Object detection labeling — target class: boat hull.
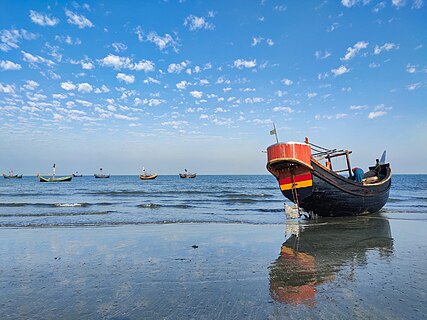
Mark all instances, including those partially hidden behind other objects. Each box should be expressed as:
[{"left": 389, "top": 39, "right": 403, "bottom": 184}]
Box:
[
  {"left": 281, "top": 163, "right": 391, "bottom": 216},
  {"left": 179, "top": 173, "right": 196, "bottom": 178},
  {"left": 3, "top": 174, "right": 22, "bottom": 179},
  {"left": 139, "top": 174, "right": 158, "bottom": 180},
  {"left": 39, "top": 176, "right": 72, "bottom": 182},
  {"left": 94, "top": 174, "right": 110, "bottom": 178},
  {"left": 267, "top": 143, "right": 392, "bottom": 217}
]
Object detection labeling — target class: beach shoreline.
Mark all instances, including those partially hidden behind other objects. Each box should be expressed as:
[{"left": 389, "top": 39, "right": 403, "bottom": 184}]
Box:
[{"left": 1, "top": 218, "right": 426, "bottom": 319}]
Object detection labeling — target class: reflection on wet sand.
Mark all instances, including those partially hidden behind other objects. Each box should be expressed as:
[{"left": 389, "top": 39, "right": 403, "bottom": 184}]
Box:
[{"left": 269, "top": 216, "right": 393, "bottom": 306}]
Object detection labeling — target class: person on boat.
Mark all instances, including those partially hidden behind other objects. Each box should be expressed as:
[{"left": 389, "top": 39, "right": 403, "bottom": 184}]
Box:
[{"left": 352, "top": 167, "right": 364, "bottom": 183}]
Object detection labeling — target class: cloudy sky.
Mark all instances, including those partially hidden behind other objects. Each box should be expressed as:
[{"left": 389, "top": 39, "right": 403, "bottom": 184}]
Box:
[{"left": 0, "top": 0, "right": 426, "bottom": 175}]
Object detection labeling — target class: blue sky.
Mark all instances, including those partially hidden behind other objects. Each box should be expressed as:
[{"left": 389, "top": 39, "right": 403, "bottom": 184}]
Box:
[{"left": 0, "top": 0, "right": 426, "bottom": 175}]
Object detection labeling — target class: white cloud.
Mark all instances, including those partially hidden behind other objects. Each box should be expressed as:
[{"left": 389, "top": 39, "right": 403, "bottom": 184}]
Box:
[
  {"left": 99, "top": 54, "right": 131, "bottom": 69},
  {"left": 112, "top": 42, "right": 127, "bottom": 52},
  {"left": 406, "top": 64, "right": 417, "bottom": 73},
  {"left": 143, "top": 77, "right": 160, "bottom": 84},
  {"left": 307, "top": 92, "right": 318, "bottom": 99},
  {"left": 273, "top": 106, "right": 293, "bottom": 112},
  {"left": 341, "top": 41, "right": 369, "bottom": 60},
  {"left": 407, "top": 82, "right": 421, "bottom": 90},
  {"left": 0, "top": 28, "right": 38, "bottom": 52},
  {"left": 350, "top": 105, "right": 368, "bottom": 110},
  {"left": 114, "top": 114, "right": 138, "bottom": 121},
  {"left": 133, "top": 60, "right": 155, "bottom": 72},
  {"left": 368, "top": 111, "right": 387, "bottom": 119},
  {"left": 136, "top": 27, "right": 179, "bottom": 52},
  {"left": 315, "top": 51, "right": 331, "bottom": 59},
  {"left": 23, "top": 80, "right": 39, "bottom": 90},
  {"left": 65, "top": 9, "right": 94, "bottom": 28},
  {"left": 52, "top": 93, "right": 67, "bottom": 99},
  {"left": 176, "top": 80, "right": 189, "bottom": 90},
  {"left": 116, "top": 73, "right": 135, "bottom": 84},
  {"left": 341, "top": 0, "right": 371, "bottom": 7},
  {"left": 200, "top": 114, "right": 209, "bottom": 120},
  {"left": 0, "top": 60, "right": 21, "bottom": 70},
  {"left": 335, "top": 113, "right": 348, "bottom": 119},
  {"left": 0, "top": 83, "right": 15, "bottom": 94},
  {"left": 77, "top": 82, "right": 93, "bottom": 93},
  {"left": 168, "top": 61, "right": 188, "bottom": 73},
  {"left": 392, "top": 0, "right": 406, "bottom": 7},
  {"left": 252, "top": 37, "right": 263, "bottom": 46},
  {"left": 234, "top": 59, "right": 257, "bottom": 69},
  {"left": 55, "top": 35, "right": 81, "bottom": 45},
  {"left": 61, "top": 81, "right": 76, "bottom": 90},
  {"left": 94, "top": 85, "right": 110, "bottom": 93},
  {"left": 184, "top": 15, "right": 215, "bottom": 31},
  {"left": 282, "top": 78, "right": 293, "bottom": 86},
  {"left": 21, "top": 50, "right": 55, "bottom": 67},
  {"left": 81, "top": 62, "right": 94, "bottom": 70},
  {"left": 374, "top": 43, "right": 399, "bottom": 55},
  {"left": 266, "top": 39, "right": 274, "bottom": 46},
  {"left": 331, "top": 65, "right": 350, "bottom": 76},
  {"left": 412, "top": 0, "right": 423, "bottom": 9},
  {"left": 29, "top": 10, "right": 59, "bottom": 26},
  {"left": 190, "top": 90, "right": 203, "bottom": 98}
]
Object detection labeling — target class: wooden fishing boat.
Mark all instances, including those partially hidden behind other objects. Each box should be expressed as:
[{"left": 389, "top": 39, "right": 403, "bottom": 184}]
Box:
[
  {"left": 139, "top": 173, "right": 158, "bottom": 180},
  {"left": 3, "top": 173, "right": 23, "bottom": 179},
  {"left": 39, "top": 175, "right": 72, "bottom": 182},
  {"left": 179, "top": 169, "right": 196, "bottom": 179},
  {"left": 38, "top": 164, "right": 72, "bottom": 182},
  {"left": 266, "top": 138, "right": 391, "bottom": 217},
  {"left": 94, "top": 168, "right": 110, "bottom": 178},
  {"left": 139, "top": 167, "right": 158, "bottom": 180}
]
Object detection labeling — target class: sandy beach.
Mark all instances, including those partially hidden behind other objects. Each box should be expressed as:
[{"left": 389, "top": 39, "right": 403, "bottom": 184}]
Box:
[{"left": 1, "top": 217, "right": 426, "bottom": 319}]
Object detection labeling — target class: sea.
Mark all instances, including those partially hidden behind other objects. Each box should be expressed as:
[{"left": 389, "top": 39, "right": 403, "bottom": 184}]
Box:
[
  {"left": 1, "top": 175, "right": 426, "bottom": 319},
  {"left": 0, "top": 174, "right": 425, "bottom": 227}
]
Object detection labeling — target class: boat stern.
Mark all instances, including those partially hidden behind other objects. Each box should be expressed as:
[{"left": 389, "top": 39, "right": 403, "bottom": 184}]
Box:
[{"left": 267, "top": 142, "right": 314, "bottom": 202}]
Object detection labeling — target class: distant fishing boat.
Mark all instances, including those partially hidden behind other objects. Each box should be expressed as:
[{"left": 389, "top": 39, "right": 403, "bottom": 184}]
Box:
[
  {"left": 72, "top": 171, "right": 83, "bottom": 177},
  {"left": 139, "top": 167, "right": 158, "bottom": 180},
  {"left": 94, "top": 168, "right": 110, "bottom": 178},
  {"left": 39, "top": 164, "right": 72, "bottom": 182},
  {"left": 3, "top": 170, "right": 22, "bottom": 179},
  {"left": 179, "top": 169, "right": 196, "bottom": 179},
  {"left": 266, "top": 137, "right": 391, "bottom": 217}
]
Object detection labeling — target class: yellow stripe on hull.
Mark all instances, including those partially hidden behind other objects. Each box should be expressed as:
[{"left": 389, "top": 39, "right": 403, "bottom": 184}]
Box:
[{"left": 280, "top": 180, "right": 313, "bottom": 191}]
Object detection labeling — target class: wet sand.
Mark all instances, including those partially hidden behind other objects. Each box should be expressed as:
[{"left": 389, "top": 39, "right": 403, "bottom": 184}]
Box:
[{"left": 0, "top": 217, "right": 426, "bottom": 319}]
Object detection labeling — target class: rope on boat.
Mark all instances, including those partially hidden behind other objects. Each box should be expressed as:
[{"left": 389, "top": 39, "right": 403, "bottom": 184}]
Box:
[{"left": 290, "top": 169, "right": 302, "bottom": 218}]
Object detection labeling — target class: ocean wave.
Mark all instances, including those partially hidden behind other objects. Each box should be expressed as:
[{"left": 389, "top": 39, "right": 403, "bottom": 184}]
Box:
[
  {"left": 0, "top": 211, "right": 112, "bottom": 217},
  {"left": 222, "top": 193, "right": 274, "bottom": 198},
  {"left": 0, "top": 202, "right": 115, "bottom": 208},
  {"left": 137, "top": 203, "right": 194, "bottom": 209}
]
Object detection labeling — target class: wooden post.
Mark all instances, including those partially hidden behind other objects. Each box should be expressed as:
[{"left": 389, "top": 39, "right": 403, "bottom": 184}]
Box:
[
  {"left": 345, "top": 151, "right": 352, "bottom": 177},
  {"left": 327, "top": 156, "right": 332, "bottom": 170}
]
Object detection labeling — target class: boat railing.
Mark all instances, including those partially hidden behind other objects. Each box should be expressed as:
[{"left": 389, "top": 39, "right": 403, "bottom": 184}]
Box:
[{"left": 305, "top": 138, "right": 353, "bottom": 177}]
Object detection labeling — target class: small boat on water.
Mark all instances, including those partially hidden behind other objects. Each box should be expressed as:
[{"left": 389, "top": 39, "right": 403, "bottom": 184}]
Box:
[
  {"left": 72, "top": 171, "right": 83, "bottom": 177},
  {"left": 3, "top": 171, "right": 22, "bottom": 179},
  {"left": 266, "top": 137, "right": 391, "bottom": 217},
  {"left": 38, "top": 164, "right": 72, "bottom": 182},
  {"left": 179, "top": 169, "right": 196, "bottom": 179},
  {"left": 139, "top": 167, "right": 158, "bottom": 180},
  {"left": 94, "top": 168, "right": 110, "bottom": 178}
]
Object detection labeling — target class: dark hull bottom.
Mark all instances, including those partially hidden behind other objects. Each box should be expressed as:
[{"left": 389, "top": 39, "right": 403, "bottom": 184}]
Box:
[{"left": 282, "top": 175, "right": 389, "bottom": 217}]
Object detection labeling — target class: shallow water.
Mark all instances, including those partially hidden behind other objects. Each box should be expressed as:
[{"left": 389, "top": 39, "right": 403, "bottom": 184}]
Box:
[
  {"left": 0, "top": 175, "right": 426, "bottom": 227},
  {"left": 0, "top": 175, "right": 426, "bottom": 319}
]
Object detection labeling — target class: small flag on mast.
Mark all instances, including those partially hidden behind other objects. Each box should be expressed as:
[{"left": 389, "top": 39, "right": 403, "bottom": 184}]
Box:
[{"left": 271, "top": 123, "right": 279, "bottom": 143}]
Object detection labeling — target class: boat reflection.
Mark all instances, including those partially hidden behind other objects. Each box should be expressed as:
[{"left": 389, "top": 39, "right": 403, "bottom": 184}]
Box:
[{"left": 269, "top": 216, "right": 393, "bottom": 306}]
